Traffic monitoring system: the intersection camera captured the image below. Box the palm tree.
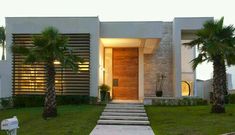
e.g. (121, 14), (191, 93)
(0, 27), (5, 60)
(184, 17), (235, 113)
(12, 27), (83, 118)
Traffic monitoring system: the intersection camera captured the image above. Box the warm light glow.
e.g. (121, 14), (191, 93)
(79, 62), (89, 71)
(16, 65), (45, 91)
(100, 38), (142, 48)
(54, 60), (61, 65)
(99, 66), (105, 71)
(182, 81), (193, 96)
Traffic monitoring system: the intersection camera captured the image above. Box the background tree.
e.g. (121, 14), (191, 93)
(184, 17), (235, 113)
(0, 27), (5, 60)
(12, 27), (83, 118)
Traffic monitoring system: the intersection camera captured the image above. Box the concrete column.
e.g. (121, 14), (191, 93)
(139, 47), (144, 100)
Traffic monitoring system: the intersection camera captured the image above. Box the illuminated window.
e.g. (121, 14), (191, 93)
(13, 33), (90, 95)
(79, 62), (89, 71)
(182, 81), (193, 96)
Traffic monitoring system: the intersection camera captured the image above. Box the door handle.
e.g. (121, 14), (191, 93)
(113, 79), (119, 87)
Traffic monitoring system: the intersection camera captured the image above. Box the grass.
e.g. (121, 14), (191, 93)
(0, 105), (104, 135)
(146, 105), (235, 135)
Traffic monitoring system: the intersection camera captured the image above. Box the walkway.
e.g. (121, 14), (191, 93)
(90, 102), (155, 135)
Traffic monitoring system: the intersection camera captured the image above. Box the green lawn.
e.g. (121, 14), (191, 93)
(146, 105), (235, 135)
(0, 105), (104, 135)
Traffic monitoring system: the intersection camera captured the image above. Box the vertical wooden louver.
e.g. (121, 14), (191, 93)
(12, 34), (90, 95)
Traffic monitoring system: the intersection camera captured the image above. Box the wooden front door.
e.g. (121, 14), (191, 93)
(112, 48), (138, 100)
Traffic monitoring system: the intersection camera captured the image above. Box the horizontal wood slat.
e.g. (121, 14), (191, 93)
(12, 33), (90, 95)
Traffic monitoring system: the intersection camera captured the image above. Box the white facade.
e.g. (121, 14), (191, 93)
(0, 17), (213, 100)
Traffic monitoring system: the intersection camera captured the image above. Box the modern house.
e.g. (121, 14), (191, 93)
(0, 17), (213, 102)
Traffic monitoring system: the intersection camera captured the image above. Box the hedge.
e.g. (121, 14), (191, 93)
(229, 94), (235, 104)
(152, 97), (208, 106)
(210, 92), (232, 104)
(0, 97), (13, 109)
(13, 95), (92, 107)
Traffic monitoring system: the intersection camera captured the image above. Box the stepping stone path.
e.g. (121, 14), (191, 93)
(90, 102), (154, 135)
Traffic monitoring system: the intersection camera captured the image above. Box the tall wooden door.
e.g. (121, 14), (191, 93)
(112, 48), (138, 100)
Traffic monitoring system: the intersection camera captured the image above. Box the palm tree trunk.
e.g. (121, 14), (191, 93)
(211, 57), (227, 113)
(1, 42), (5, 60)
(43, 62), (57, 118)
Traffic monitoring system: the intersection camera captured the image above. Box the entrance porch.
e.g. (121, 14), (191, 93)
(99, 38), (160, 101)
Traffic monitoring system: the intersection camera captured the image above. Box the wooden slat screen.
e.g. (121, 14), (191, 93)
(12, 34), (90, 95)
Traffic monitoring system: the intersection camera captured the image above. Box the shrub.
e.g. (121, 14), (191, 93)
(152, 97), (208, 106)
(56, 95), (90, 105)
(13, 95), (91, 107)
(210, 92), (231, 104)
(156, 91), (163, 97)
(99, 84), (110, 102)
(225, 94), (230, 104)
(0, 97), (13, 109)
(99, 84), (110, 92)
(229, 94), (235, 104)
(13, 95), (44, 107)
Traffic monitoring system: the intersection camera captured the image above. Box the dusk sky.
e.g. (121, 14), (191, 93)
(0, 0), (234, 88)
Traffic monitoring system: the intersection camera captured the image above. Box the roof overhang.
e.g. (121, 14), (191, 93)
(100, 38), (160, 54)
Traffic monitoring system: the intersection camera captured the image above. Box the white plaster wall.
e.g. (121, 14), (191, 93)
(181, 44), (194, 73)
(100, 22), (163, 38)
(227, 74), (233, 90)
(4, 17), (100, 97)
(181, 41), (196, 95)
(196, 81), (204, 98)
(99, 41), (104, 85)
(173, 17), (213, 97)
(227, 67), (235, 89)
(0, 60), (12, 98)
(0, 75), (1, 98)
(104, 48), (113, 98)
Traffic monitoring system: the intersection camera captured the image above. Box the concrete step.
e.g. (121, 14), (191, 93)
(104, 109), (145, 113)
(100, 116), (148, 121)
(102, 112), (147, 117)
(106, 105), (144, 107)
(107, 103), (143, 106)
(105, 106), (145, 110)
(98, 120), (150, 125)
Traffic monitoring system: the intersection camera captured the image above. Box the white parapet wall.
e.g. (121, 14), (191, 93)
(0, 61), (11, 98)
(0, 75), (1, 98)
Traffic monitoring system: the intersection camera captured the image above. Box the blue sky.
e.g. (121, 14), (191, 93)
(0, 0), (234, 88)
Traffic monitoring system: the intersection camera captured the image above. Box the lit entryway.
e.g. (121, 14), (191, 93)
(100, 38), (160, 101)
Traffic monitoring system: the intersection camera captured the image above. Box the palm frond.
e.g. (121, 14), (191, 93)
(32, 36), (48, 47)
(24, 53), (37, 64)
(216, 17), (224, 31)
(186, 17), (235, 69)
(218, 25), (235, 45)
(60, 53), (84, 72)
(191, 53), (207, 70)
(0, 27), (5, 42)
(183, 38), (203, 48)
(226, 52), (235, 66)
(11, 45), (30, 55)
(42, 27), (59, 39)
